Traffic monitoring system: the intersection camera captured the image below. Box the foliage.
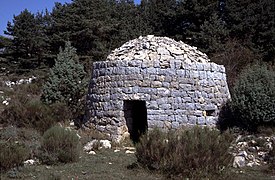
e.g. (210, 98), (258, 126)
(268, 139), (275, 171)
(197, 13), (229, 54)
(0, 95), (71, 133)
(135, 127), (234, 179)
(39, 126), (80, 165)
(41, 41), (87, 112)
(2, 0), (274, 79)
(230, 64), (275, 131)
(0, 141), (29, 171)
(4, 9), (50, 69)
(224, 0), (275, 63)
(211, 39), (258, 89)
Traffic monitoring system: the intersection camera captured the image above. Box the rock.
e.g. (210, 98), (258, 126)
(24, 159), (38, 165)
(114, 149), (120, 153)
(84, 139), (112, 151)
(238, 150), (248, 158)
(83, 139), (98, 152)
(106, 36), (210, 63)
(125, 150), (135, 154)
(233, 156), (246, 168)
(69, 121), (75, 126)
(99, 140), (112, 149)
(88, 151), (96, 155)
(246, 161), (260, 167)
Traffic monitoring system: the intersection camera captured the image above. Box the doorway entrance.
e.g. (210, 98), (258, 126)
(124, 100), (148, 142)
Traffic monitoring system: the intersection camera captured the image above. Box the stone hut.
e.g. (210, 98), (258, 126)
(85, 35), (231, 142)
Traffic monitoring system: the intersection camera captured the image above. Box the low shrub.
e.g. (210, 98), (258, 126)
(0, 126), (41, 159)
(230, 64), (275, 131)
(0, 141), (29, 171)
(39, 126), (80, 165)
(268, 139), (275, 171)
(135, 127), (234, 179)
(0, 97), (71, 133)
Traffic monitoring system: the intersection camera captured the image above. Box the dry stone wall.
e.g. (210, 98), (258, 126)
(85, 35), (231, 141)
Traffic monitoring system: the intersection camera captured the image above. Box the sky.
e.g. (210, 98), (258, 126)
(0, 0), (140, 36)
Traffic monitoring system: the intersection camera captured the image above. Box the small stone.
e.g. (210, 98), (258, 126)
(125, 150), (135, 154)
(114, 149), (120, 153)
(233, 156), (246, 168)
(24, 159), (37, 165)
(238, 150), (248, 158)
(88, 151), (96, 155)
(99, 140), (112, 149)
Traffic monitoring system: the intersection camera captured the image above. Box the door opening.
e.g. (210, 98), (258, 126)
(124, 100), (148, 142)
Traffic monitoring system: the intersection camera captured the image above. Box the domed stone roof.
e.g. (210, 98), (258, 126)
(107, 35), (210, 64)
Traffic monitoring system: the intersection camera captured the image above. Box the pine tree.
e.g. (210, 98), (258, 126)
(224, 0), (275, 63)
(41, 41), (87, 109)
(197, 13), (229, 55)
(4, 9), (51, 70)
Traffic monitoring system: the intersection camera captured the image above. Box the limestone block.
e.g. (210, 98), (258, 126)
(156, 97), (168, 105)
(157, 88), (170, 96)
(185, 103), (195, 110)
(151, 81), (162, 88)
(175, 115), (188, 124)
(162, 82), (170, 88)
(188, 115), (197, 125)
(172, 122), (180, 129)
(197, 63), (204, 71)
(159, 104), (172, 110)
(176, 69), (185, 77)
(122, 87), (133, 94)
(128, 60), (142, 67)
(206, 116), (217, 125)
(170, 81), (179, 89)
(147, 101), (159, 110)
(197, 117), (206, 125)
(199, 71), (207, 80)
(157, 115), (169, 121)
(148, 120), (164, 128)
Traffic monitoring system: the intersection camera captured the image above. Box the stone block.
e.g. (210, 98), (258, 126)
(157, 115), (168, 121)
(206, 116), (217, 125)
(188, 115), (197, 125)
(185, 103), (195, 110)
(162, 82), (170, 88)
(147, 101), (159, 110)
(157, 88), (170, 96)
(197, 117), (206, 125)
(151, 81), (162, 88)
(175, 115), (188, 124)
(156, 97), (168, 105)
(172, 122), (180, 129)
(159, 104), (172, 110)
(128, 60), (142, 67)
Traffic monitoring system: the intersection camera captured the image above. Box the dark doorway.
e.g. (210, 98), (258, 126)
(124, 100), (148, 142)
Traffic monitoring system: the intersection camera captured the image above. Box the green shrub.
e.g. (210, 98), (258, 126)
(136, 127), (233, 179)
(41, 41), (87, 113)
(0, 141), (29, 171)
(0, 126), (41, 159)
(230, 64), (275, 131)
(39, 126), (80, 165)
(0, 97), (71, 133)
(269, 139), (275, 171)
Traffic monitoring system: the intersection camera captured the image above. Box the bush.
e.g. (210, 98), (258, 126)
(0, 97), (71, 133)
(41, 41), (87, 114)
(269, 139), (275, 171)
(39, 126), (80, 165)
(135, 127), (233, 179)
(230, 64), (275, 131)
(0, 141), (29, 171)
(0, 126), (42, 159)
